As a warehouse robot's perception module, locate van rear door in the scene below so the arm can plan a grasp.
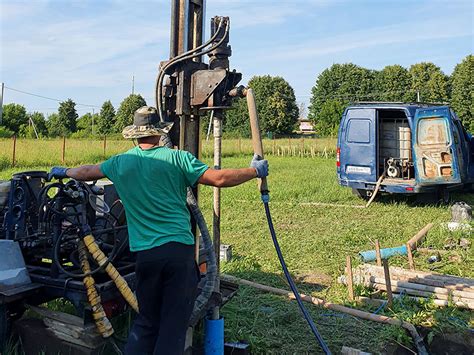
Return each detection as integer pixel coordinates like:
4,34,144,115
339,108,377,182
413,106,461,184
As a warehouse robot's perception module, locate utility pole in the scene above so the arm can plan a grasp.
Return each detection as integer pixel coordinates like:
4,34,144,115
29,115,39,139
92,108,95,135
0,82,4,125
131,75,135,95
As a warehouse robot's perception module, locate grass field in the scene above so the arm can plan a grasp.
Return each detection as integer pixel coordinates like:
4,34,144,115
1,138,473,354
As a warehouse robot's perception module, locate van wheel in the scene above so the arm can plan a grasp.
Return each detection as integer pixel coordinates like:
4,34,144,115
352,188,371,200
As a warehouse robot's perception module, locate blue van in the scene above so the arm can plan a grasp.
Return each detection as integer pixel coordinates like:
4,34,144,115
336,103,474,200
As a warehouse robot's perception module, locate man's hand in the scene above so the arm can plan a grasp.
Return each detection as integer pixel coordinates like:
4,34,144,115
48,166,69,181
250,154,269,178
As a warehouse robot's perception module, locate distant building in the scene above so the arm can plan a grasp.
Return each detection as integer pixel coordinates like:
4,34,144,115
298,118,314,133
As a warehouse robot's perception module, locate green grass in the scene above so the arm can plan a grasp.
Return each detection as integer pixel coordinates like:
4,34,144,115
1,138,473,354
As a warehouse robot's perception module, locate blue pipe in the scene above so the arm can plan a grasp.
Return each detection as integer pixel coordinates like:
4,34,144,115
359,245,407,262
204,317,224,354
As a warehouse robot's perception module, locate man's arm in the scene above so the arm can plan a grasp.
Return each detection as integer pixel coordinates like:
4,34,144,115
49,165,105,181
67,165,105,181
198,168,257,188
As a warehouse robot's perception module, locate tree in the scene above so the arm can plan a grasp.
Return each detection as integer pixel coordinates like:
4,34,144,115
450,55,473,131
225,75,299,137
19,112,48,138
97,100,116,135
115,94,146,132
46,113,64,137
408,62,449,103
76,113,94,134
308,63,376,136
50,98,78,136
308,63,376,127
374,65,412,102
1,103,28,133
314,99,345,137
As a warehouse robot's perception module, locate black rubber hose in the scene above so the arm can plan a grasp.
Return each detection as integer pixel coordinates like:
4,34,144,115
263,200,332,355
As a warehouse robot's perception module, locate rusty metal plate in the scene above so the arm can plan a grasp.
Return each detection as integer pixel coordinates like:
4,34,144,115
191,69,227,106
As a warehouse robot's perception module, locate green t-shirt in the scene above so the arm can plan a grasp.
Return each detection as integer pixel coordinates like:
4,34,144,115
100,146,208,252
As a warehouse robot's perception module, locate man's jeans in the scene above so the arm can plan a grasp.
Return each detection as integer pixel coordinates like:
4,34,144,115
125,242,200,355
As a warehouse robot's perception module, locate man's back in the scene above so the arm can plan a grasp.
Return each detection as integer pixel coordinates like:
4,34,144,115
100,146,208,251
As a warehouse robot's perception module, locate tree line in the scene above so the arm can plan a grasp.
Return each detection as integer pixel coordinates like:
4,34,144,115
0,94,147,138
1,55,471,139
309,55,473,136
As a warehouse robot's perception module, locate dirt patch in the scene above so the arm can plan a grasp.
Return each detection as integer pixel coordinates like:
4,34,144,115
295,272,332,289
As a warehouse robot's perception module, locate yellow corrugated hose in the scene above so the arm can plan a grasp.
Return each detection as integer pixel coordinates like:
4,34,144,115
83,234,139,313
78,240,115,338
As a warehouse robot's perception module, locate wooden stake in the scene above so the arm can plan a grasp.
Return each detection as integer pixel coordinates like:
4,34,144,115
61,136,66,164
406,243,415,270
12,135,16,167
407,223,433,250
375,240,382,267
346,255,354,301
103,135,107,156
382,259,393,307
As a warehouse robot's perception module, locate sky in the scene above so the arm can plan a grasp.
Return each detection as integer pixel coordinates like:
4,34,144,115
0,0,472,117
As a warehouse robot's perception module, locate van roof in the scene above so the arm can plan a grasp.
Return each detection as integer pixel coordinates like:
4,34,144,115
346,102,450,116
349,102,448,108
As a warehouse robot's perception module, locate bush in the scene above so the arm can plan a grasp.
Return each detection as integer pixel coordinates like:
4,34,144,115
0,126,14,138
70,130,94,139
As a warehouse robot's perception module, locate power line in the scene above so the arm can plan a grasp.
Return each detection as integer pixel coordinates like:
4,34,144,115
4,85,101,108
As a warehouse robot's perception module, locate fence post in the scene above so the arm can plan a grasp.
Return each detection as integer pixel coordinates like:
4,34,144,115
61,136,66,164
12,135,17,167
103,135,107,156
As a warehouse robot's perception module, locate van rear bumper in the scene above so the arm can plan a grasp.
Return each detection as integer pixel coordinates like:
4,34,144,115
338,179,437,194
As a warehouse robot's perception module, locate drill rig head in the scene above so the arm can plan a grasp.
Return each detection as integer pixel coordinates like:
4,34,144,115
157,16,242,147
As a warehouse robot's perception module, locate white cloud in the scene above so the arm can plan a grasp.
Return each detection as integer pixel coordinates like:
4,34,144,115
252,17,473,62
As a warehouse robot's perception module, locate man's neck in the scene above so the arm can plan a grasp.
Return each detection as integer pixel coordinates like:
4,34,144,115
138,136,161,150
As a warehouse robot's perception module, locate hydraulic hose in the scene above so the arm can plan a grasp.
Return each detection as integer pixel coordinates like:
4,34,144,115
246,88,332,355
83,234,139,313
77,240,114,338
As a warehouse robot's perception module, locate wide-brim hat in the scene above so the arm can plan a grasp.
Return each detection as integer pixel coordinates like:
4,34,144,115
122,106,174,139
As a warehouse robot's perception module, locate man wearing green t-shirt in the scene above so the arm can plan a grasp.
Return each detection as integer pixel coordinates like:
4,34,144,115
48,106,268,354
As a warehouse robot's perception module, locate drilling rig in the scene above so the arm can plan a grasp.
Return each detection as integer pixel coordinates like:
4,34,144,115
0,0,244,353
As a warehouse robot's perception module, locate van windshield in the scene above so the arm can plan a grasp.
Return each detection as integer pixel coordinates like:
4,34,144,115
417,117,450,146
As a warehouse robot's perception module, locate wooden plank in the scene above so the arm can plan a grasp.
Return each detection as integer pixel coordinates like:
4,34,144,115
368,276,474,300
358,264,474,288
28,305,83,327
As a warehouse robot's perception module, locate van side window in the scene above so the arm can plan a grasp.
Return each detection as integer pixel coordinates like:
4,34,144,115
346,119,371,143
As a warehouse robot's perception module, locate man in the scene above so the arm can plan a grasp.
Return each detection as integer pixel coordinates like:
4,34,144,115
48,106,268,354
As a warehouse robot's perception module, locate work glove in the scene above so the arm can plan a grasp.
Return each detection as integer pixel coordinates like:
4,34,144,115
48,166,69,181
250,154,269,178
